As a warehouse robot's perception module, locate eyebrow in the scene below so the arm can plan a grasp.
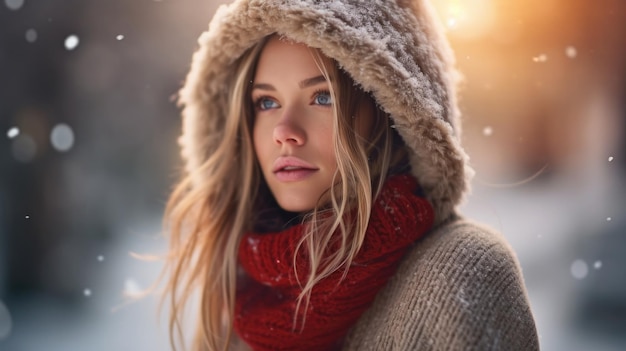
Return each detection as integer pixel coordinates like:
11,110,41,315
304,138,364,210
298,75,327,89
252,75,327,91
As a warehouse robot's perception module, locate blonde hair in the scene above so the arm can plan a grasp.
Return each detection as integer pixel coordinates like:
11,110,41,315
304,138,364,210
161,35,408,351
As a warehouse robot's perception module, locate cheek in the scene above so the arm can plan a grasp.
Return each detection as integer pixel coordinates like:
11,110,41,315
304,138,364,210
316,124,338,168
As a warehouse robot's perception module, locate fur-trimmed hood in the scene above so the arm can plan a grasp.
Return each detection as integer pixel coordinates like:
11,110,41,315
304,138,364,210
177,0,473,225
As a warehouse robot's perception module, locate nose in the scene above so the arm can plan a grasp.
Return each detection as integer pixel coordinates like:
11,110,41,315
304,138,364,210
273,110,306,146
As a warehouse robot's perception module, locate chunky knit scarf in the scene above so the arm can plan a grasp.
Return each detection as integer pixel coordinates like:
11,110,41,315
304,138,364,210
235,174,434,351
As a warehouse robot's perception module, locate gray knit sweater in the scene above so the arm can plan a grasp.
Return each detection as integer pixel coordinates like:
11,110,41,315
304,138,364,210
342,216,539,350
177,0,539,349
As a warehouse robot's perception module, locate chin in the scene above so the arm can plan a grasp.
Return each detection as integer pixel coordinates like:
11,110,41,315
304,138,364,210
274,190,334,214
276,199,315,213
268,183,333,213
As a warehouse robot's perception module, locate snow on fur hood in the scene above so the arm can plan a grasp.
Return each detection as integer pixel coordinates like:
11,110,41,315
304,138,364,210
177,0,473,225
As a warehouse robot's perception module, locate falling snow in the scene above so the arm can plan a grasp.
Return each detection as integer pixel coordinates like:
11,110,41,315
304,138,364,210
7,127,19,138
570,259,588,280
247,236,260,254
83,289,92,297
532,54,548,63
116,34,125,41
25,215,30,219
565,46,577,58
25,29,37,43
97,255,104,262
607,217,612,222
594,261,602,269
608,156,614,162
50,123,75,152
124,278,142,296
64,35,80,51
482,126,493,136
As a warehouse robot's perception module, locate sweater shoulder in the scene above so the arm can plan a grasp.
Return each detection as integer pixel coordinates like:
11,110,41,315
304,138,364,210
414,217,522,274
342,217,540,351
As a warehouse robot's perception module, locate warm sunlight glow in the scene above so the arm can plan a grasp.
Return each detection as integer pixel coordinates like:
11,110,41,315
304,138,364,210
432,0,496,39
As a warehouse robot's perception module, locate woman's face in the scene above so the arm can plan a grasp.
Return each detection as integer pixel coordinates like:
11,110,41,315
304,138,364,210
251,37,337,212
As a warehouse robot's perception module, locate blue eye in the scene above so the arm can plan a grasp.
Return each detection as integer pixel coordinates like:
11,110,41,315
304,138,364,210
314,91,332,106
255,97,279,110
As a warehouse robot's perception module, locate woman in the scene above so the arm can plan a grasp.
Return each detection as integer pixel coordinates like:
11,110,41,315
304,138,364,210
161,0,539,350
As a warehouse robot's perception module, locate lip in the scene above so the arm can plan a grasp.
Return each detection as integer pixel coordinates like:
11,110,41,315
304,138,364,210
272,156,318,182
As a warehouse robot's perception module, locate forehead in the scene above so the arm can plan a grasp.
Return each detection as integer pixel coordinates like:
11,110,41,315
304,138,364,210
254,37,323,80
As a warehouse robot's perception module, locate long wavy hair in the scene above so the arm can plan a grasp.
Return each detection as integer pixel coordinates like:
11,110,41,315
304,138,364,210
161,35,409,351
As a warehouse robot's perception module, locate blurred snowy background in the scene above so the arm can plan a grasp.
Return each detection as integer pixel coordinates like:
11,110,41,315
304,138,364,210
0,0,625,350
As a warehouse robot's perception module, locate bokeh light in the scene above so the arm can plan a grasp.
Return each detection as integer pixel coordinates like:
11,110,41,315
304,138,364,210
50,123,75,152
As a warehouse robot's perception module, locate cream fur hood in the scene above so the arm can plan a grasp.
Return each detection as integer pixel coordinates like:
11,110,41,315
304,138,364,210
177,0,472,225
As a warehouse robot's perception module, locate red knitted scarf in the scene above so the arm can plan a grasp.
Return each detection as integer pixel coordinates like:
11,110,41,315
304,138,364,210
234,174,434,351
